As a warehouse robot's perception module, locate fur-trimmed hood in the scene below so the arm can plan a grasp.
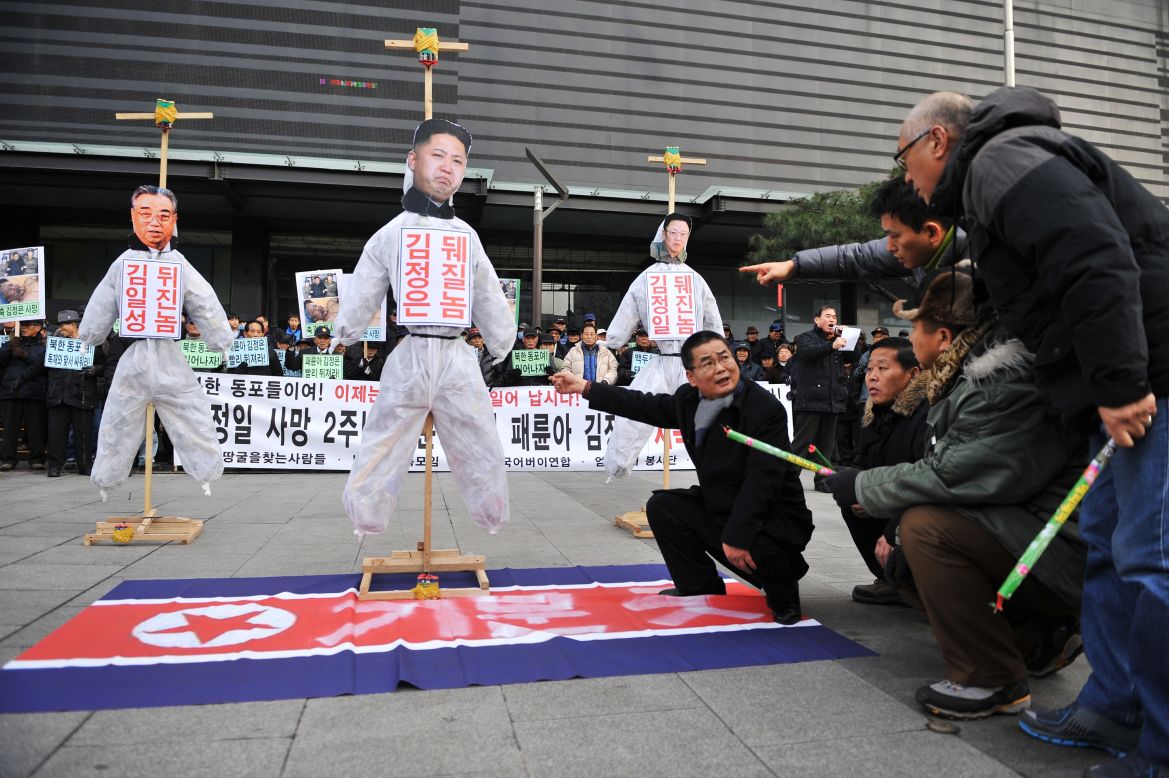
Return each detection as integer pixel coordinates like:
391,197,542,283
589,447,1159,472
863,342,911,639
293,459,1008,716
862,370,929,427
965,337,1034,386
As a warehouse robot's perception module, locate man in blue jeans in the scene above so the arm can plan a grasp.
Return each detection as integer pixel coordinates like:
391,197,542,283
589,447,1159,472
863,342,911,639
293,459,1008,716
898,86,1168,775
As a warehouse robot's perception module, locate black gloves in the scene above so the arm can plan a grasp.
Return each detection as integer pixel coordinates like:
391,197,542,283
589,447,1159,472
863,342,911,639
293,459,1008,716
884,546,913,587
825,466,860,509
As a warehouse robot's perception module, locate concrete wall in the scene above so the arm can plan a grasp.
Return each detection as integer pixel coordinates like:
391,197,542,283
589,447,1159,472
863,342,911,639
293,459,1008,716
3,0,1165,201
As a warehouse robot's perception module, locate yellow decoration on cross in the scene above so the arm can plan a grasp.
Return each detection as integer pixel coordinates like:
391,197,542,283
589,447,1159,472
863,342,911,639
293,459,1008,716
647,146,707,212
154,99,178,128
115,99,214,188
413,27,440,66
386,27,470,119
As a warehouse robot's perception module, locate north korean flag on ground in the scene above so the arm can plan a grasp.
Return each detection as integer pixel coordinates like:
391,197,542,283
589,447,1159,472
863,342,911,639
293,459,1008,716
0,564,873,712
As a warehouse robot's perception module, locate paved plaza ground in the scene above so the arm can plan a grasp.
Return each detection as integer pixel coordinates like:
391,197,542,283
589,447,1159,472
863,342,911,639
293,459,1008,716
0,466,1102,777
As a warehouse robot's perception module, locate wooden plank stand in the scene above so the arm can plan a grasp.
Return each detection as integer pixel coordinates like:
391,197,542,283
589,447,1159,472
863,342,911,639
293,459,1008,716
85,404,203,545
614,508,653,539
358,414,490,600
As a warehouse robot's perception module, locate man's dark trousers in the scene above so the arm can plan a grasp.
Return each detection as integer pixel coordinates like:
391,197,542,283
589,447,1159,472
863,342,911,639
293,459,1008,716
793,410,837,488
648,487,807,610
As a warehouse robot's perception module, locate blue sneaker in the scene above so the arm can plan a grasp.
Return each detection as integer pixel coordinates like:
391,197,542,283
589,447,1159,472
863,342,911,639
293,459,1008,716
1019,703,1140,756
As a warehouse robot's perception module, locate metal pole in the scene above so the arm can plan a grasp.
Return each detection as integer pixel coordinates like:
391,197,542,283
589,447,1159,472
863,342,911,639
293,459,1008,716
532,187,543,328
1004,0,1016,86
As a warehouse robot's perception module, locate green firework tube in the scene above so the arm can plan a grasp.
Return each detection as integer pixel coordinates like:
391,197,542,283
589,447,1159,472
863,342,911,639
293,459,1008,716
723,426,836,476
994,438,1118,612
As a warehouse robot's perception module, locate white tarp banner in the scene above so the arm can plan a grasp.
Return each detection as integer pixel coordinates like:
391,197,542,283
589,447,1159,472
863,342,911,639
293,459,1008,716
189,375,794,472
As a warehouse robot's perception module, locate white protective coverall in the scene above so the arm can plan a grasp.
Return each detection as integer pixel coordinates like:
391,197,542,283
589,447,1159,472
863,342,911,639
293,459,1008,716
333,210,515,536
601,229,723,479
79,246,234,496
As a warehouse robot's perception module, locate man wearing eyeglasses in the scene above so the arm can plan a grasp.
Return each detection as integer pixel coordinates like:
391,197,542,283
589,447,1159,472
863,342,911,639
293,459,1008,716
550,330,813,625
601,213,724,480
78,185,235,499
895,87,1169,776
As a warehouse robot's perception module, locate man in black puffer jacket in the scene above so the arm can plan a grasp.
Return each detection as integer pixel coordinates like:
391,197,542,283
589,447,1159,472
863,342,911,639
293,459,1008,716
791,305,847,491
898,85,1169,774
0,320,47,471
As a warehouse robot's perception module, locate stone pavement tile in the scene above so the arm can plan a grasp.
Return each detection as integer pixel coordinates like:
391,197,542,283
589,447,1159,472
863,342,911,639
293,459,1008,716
0,564,123,591
64,577,125,607
0,624,24,641
0,589,82,625
181,522,281,547
0,522,92,539
754,729,1017,777
284,687,524,777
943,697,1102,776
22,542,154,566
0,606,85,647
234,544,360,577
71,700,304,745
0,536,72,566
503,674,703,722
0,711,90,778
34,737,290,778
117,552,252,580
680,662,923,746
514,707,773,777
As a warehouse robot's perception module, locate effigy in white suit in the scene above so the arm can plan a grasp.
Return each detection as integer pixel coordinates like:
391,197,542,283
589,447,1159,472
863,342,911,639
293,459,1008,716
334,158,514,537
602,223,723,479
79,238,234,498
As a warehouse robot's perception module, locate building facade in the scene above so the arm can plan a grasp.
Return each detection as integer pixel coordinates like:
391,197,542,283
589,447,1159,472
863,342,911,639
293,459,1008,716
3,0,1166,339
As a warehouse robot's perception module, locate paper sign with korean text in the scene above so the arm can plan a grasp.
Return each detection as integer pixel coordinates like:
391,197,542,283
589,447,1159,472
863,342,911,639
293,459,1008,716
511,348,550,377
645,266,698,340
397,227,472,326
302,354,342,380
227,338,270,368
338,274,386,342
630,351,655,375
0,335,9,350
0,246,46,324
181,340,222,369
118,257,183,338
44,337,94,371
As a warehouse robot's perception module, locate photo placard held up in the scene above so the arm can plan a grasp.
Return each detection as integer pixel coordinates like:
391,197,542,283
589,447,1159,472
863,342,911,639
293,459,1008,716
118,257,184,338
0,246,46,324
337,273,386,342
295,268,341,334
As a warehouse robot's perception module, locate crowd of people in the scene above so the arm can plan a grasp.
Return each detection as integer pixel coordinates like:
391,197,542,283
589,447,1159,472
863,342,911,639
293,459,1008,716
2,85,1165,775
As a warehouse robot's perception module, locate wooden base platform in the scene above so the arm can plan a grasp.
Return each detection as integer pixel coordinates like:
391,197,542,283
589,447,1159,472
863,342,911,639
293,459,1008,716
85,515,204,545
615,509,654,539
358,544,490,601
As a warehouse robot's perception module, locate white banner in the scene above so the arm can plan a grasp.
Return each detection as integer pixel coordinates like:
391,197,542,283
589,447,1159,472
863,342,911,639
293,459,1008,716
645,266,697,340
189,375,794,472
397,227,472,326
119,257,183,338
44,336,94,370
0,245,45,324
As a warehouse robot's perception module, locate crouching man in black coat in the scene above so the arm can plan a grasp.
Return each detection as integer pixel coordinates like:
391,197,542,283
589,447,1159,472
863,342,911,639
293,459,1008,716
550,330,814,624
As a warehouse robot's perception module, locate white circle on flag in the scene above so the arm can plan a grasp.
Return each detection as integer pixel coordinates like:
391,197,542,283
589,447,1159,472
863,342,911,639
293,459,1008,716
132,603,296,648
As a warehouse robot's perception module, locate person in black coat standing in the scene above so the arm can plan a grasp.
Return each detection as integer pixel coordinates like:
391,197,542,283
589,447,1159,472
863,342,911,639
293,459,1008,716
550,330,814,624
792,305,848,491
0,319,48,471
27,310,103,477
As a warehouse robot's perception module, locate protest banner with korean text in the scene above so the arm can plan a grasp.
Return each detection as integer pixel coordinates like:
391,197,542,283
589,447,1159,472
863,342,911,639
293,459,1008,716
0,246,46,324
119,258,183,338
511,348,550,377
44,337,94,370
227,338,270,368
397,227,472,326
630,351,655,375
181,340,223,369
302,354,342,380
646,266,697,340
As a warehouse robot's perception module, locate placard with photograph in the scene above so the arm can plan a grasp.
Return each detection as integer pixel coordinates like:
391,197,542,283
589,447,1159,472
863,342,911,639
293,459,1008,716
0,246,45,323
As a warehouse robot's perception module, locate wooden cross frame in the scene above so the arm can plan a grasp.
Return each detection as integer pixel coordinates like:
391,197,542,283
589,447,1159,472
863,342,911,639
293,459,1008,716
615,147,708,539
647,146,707,212
385,28,469,120
114,99,214,188
85,100,213,546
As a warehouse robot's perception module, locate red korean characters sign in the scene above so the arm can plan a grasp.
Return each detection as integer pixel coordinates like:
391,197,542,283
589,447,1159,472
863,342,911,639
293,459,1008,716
119,257,184,338
646,266,697,340
397,227,472,327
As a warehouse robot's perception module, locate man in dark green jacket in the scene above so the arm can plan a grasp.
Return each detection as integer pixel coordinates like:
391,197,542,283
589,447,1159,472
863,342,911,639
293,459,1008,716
827,270,1086,721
